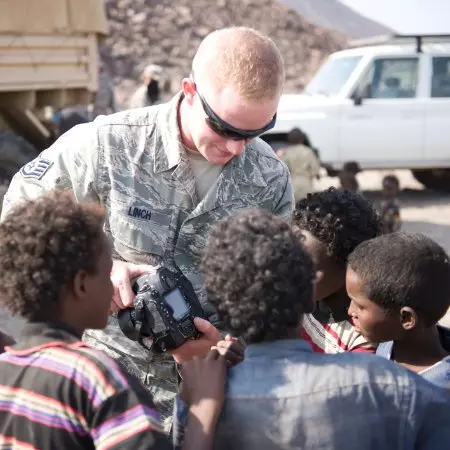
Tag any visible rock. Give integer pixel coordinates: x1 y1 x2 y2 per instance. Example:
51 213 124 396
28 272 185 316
101 0 347 106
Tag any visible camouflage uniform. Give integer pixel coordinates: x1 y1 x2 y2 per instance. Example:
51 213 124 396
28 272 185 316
276 144 320 202
1 93 293 430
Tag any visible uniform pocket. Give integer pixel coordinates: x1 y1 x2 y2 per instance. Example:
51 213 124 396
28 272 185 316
108 199 173 260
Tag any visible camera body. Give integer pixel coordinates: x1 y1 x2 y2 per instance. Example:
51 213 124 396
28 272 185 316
118 267 205 353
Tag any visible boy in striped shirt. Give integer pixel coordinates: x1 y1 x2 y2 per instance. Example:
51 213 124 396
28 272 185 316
292 188 382 353
0 191 226 450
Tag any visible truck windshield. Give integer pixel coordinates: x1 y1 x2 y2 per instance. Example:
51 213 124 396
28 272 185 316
304 56 362 97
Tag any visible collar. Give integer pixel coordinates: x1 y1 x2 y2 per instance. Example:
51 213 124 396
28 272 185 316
6 321 83 355
153 92 185 173
245 339 313 359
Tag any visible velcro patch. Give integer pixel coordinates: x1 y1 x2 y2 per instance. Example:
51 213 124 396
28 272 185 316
20 158 53 180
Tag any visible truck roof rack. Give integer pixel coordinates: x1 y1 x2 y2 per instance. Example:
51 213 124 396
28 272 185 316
349 34 450 53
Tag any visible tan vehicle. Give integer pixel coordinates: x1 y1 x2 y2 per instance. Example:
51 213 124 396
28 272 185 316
0 0 108 201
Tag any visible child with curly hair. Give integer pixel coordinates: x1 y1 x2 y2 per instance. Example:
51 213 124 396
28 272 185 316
0 191 226 450
293 187 382 353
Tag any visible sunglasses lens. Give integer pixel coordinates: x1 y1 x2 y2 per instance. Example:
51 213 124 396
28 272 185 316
206 118 247 140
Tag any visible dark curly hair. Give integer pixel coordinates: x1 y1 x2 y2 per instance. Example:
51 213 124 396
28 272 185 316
0 190 105 321
348 232 450 327
293 187 382 266
201 209 314 344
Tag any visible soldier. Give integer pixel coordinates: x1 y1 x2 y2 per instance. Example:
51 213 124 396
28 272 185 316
1 26 292 430
129 63 164 109
276 128 320 202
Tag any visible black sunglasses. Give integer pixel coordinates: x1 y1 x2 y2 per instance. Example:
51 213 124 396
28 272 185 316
191 74 276 141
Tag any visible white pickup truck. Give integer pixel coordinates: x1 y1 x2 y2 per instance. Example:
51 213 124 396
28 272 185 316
262 34 450 190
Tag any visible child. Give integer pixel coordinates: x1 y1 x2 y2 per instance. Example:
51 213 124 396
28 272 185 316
338 162 360 193
0 191 226 450
293 187 382 353
378 174 401 233
347 232 450 390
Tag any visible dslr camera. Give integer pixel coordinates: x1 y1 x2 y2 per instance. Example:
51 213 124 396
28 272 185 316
118 267 205 353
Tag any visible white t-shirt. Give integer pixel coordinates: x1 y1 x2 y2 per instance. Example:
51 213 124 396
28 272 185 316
186 150 223 201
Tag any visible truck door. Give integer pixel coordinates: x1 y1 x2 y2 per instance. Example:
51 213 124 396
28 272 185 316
339 56 424 168
424 55 450 164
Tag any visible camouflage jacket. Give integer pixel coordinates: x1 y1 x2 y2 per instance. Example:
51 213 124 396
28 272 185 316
1 93 293 386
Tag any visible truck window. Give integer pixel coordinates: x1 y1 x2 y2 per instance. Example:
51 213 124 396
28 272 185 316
304 56 362 97
431 57 450 98
359 58 419 99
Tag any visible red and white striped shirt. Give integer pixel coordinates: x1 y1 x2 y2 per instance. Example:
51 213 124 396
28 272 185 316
302 313 376 354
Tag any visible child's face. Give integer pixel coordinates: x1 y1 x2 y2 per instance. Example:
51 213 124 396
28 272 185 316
382 180 398 199
346 267 402 343
76 236 114 330
300 230 346 302
339 172 358 192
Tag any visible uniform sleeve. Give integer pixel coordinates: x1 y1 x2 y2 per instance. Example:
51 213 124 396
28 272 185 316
1 122 100 220
90 376 171 450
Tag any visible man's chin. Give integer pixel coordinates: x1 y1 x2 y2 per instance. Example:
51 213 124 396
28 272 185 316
206 152 234 165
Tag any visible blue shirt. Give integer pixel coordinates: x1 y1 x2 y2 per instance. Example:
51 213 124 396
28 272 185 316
376 325 450 391
174 339 450 449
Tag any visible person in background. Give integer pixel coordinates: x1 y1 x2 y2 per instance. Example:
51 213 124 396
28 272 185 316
276 127 320 202
0 191 226 450
129 64 164 109
293 188 382 353
378 174 401 233
347 232 450 391
338 162 360 193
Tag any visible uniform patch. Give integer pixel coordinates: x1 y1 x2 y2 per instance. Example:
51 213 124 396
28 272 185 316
20 158 53 180
128 206 152 221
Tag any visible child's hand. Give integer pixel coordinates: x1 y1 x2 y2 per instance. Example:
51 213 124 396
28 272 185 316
180 348 226 410
215 335 245 367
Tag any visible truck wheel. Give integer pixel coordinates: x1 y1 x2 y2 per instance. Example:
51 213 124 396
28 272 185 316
0 131 38 208
412 169 450 191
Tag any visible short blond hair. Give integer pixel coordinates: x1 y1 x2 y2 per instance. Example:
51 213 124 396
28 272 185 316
192 27 285 101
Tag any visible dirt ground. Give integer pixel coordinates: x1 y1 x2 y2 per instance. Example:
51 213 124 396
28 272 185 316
1 168 450 338
316 169 450 327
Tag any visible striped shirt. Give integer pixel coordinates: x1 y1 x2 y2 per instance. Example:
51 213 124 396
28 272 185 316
0 322 171 450
302 309 376 354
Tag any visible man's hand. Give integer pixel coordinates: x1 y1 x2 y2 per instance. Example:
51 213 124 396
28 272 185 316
110 260 156 312
171 317 222 364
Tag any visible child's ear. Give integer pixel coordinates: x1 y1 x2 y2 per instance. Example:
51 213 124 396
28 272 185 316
400 307 418 331
72 270 88 300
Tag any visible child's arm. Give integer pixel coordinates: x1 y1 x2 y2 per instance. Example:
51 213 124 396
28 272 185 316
0 330 16 353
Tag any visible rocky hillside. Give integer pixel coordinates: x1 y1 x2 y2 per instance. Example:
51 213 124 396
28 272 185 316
281 0 392 38
100 0 347 105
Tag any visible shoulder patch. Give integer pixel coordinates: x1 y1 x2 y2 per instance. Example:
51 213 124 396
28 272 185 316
20 158 53 180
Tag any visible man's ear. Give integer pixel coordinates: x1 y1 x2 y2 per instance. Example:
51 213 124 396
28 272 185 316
400 306 418 331
182 78 196 104
72 270 88 301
